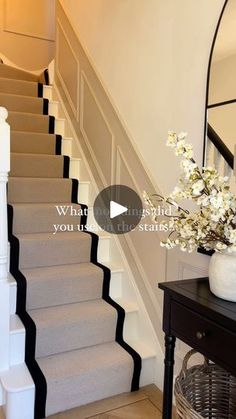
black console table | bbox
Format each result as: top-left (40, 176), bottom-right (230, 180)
top-left (159, 278), bottom-right (236, 419)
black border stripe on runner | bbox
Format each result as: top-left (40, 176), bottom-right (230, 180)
top-left (43, 99), bottom-right (49, 115)
top-left (44, 69), bottom-right (49, 86)
top-left (38, 83), bottom-right (43, 98)
top-left (8, 204), bottom-right (47, 419)
top-left (49, 116), bottom-right (55, 134)
top-left (55, 135), bottom-right (62, 155)
top-left (63, 156), bottom-right (70, 178)
top-left (78, 205), bottom-right (142, 391)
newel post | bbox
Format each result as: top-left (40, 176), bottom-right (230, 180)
top-left (0, 106), bottom-right (10, 371)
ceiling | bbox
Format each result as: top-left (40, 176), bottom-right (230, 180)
top-left (213, 0), bottom-right (236, 62)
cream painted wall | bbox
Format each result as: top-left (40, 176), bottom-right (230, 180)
top-left (208, 103), bottom-right (236, 154)
top-left (0, 0), bottom-right (55, 70)
top-left (208, 55), bottom-right (236, 153)
top-left (59, 0), bottom-right (225, 195)
top-left (209, 54), bottom-right (236, 105)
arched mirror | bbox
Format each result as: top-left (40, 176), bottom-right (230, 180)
top-left (205, 0), bottom-right (236, 171)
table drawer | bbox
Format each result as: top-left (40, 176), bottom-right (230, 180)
top-left (171, 301), bottom-right (236, 371)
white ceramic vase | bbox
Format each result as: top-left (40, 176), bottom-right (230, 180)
top-left (209, 250), bottom-right (236, 302)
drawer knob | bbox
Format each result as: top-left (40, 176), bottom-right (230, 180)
top-left (196, 331), bottom-right (206, 340)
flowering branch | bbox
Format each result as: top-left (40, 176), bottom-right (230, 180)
top-left (143, 132), bottom-right (236, 253)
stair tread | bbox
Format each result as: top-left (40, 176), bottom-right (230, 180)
top-left (22, 262), bottom-right (104, 310)
top-left (0, 76), bottom-right (39, 85)
top-left (22, 261), bottom-right (102, 280)
top-left (0, 63), bottom-right (39, 82)
top-left (8, 177), bottom-right (73, 204)
top-left (8, 110), bottom-right (48, 117)
top-left (30, 299), bottom-right (117, 357)
top-left (17, 231), bottom-right (89, 240)
top-left (38, 341), bottom-right (133, 415)
top-left (115, 298), bottom-right (139, 313)
top-left (11, 152), bottom-right (63, 159)
top-left (11, 130), bottom-right (56, 137)
top-left (29, 299), bottom-right (116, 328)
top-left (0, 92), bottom-right (43, 101)
top-left (37, 341), bottom-right (132, 377)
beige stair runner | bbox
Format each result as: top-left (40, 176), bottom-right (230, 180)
top-left (0, 62), bottom-right (141, 418)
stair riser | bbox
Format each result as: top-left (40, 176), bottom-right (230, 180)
top-left (10, 155), bottom-right (64, 178)
top-left (78, 181), bottom-right (90, 204)
top-left (97, 236), bottom-right (111, 263)
top-left (0, 94), bottom-right (44, 114)
top-left (10, 330), bottom-right (25, 366)
top-left (12, 205), bottom-right (82, 235)
top-left (26, 276), bottom-right (103, 310)
top-left (8, 113), bottom-right (51, 134)
top-left (49, 101), bottom-right (59, 118)
top-left (43, 85), bottom-right (53, 101)
top-left (0, 78), bottom-right (38, 97)
top-left (33, 311), bottom-right (117, 358)
top-left (55, 119), bottom-right (65, 136)
top-left (18, 234), bottom-right (92, 269)
top-left (8, 178), bottom-right (73, 204)
top-left (62, 138), bottom-right (73, 156)
top-left (10, 269), bottom-right (122, 312)
top-left (11, 134), bottom-right (56, 155)
top-left (140, 356), bottom-right (156, 387)
top-left (69, 158), bottom-right (82, 179)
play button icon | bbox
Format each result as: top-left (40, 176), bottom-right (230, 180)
top-left (93, 185), bottom-right (143, 234)
top-left (110, 201), bottom-right (128, 219)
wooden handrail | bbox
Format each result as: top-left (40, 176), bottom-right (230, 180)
top-left (207, 124), bottom-right (234, 169)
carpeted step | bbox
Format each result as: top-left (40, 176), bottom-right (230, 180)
top-left (0, 63), bottom-right (39, 82)
top-left (11, 131), bottom-right (60, 155)
top-left (8, 177), bottom-right (74, 203)
top-left (23, 263), bottom-right (103, 310)
top-left (10, 153), bottom-right (65, 178)
top-left (0, 93), bottom-right (47, 114)
top-left (0, 77), bottom-right (41, 97)
top-left (30, 299), bottom-right (117, 358)
top-left (7, 111), bottom-right (54, 133)
top-left (11, 203), bottom-right (82, 234)
top-left (17, 232), bottom-right (92, 269)
top-left (37, 342), bottom-right (133, 416)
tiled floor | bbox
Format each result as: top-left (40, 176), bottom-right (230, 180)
top-left (0, 384), bottom-right (176, 418)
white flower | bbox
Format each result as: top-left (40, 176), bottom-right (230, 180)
top-left (143, 131), bottom-right (236, 253)
top-left (192, 179), bottom-right (205, 196)
top-left (167, 131), bottom-right (177, 147)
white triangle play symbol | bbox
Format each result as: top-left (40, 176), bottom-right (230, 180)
top-left (110, 200), bottom-right (128, 219)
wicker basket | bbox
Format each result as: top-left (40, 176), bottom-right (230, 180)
top-left (174, 349), bottom-right (236, 418)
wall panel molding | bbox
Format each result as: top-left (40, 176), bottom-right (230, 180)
top-left (80, 71), bottom-right (115, 185)
top-left (56, 19), bottom-right (79, 118)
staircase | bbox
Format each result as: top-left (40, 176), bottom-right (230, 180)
top-left (0, 63), bottom-right (158, 418)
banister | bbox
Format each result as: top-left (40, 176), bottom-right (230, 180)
top-left (0, 106), bottom-right (10, 281)
top-left (207, 124), bottom-right (234, 170)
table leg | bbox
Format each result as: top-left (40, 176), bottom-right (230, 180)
top-left (162, 335), bottom-right (176, 419)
